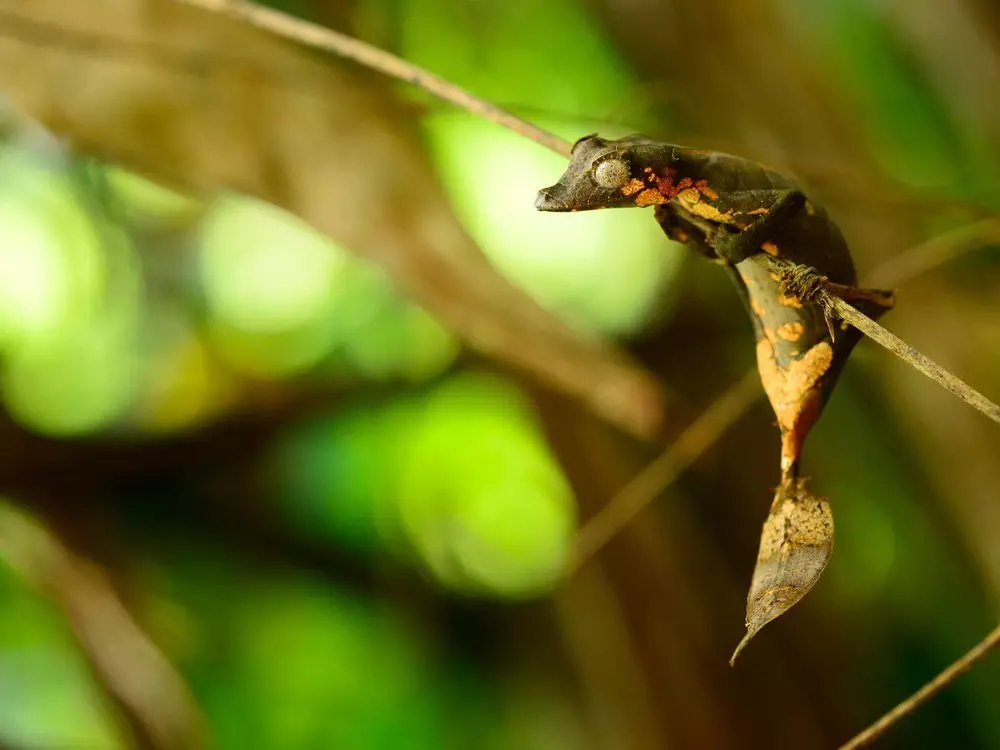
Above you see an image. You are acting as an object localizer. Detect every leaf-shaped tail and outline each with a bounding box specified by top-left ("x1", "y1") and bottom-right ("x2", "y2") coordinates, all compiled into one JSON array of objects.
[{"x1": 730, "y1": 477, "x2": 833, "y2": 664}]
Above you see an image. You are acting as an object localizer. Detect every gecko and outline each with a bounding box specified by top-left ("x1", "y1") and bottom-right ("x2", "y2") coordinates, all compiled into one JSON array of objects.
[{"x1": 535, "y1": 134, "x2": 894, "y2": 480}]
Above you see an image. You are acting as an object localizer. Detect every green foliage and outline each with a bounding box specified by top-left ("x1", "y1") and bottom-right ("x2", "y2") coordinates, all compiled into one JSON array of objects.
[{"x1": 278, "y1": 372, "x2": 575, "y2": 595}]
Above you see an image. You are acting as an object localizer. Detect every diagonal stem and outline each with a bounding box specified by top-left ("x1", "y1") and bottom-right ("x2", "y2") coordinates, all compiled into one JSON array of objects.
[
  {"x1": 827, "y1": 296, "x2": 1000, "y2": 424},
  {"x1": 567, "y1": 369, "x2": 760, "y2": 572},
  {"x1": 839, "y1": 624, "x2": 1000, "y2": 749}
]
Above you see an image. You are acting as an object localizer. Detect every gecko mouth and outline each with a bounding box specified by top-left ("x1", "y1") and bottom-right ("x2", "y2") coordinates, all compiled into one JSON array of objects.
[{"x1": 534, "y1": 188, "x2": 570, "y2": 212}]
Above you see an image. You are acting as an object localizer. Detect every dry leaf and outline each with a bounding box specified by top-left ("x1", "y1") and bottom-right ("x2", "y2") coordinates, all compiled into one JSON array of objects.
[
  {"x1": 731, "y1": 477, "x2": 834, "y2": 664},
  {"x1": 0, "y1": 0, "x2": 664, "y2": 436}
]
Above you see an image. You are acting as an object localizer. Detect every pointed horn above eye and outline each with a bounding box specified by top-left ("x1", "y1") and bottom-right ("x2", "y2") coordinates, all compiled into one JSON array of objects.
[{"x1": 570, "y1": 133, "x2": 600, "y2": 154}]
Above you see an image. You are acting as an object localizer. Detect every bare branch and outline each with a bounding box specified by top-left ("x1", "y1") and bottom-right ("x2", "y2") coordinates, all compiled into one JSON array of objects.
[
  {"x1": 173, "y1": 0, "x2": 571, "y2": 157},
  {"x1": 839, "y1": 624, "x2": 1000, "y2": 749},
  {"x1": 827, "y1": 295, "x2": 1000, "y2": 423}
]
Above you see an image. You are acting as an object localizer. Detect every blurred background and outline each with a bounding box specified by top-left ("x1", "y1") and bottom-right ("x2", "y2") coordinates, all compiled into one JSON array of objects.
[{"x1": 0, "y1": 0, "x2": 999, "y2": 748}]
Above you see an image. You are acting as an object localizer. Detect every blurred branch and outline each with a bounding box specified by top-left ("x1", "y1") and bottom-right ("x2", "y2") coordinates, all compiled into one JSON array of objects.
[
  {"x1": 0, "y1": 504, "x2": 206, "y2": 750},
  {"x1": 10, "y1": 2, "x2": 998, "y2": 229},
  {"x1": 172, "y1": 0, "x2": 572, "y2": 157},
  {"x1": 568, "y1": 369, "x2": 760, "y2": 573},
  {"x1": 839, "y1": 623, "x2": 1000, "y2": 749},
  {"x1": 0, "y1": 8, "x2": 274, "y2": 77},
  {"x1": 865, "y1": 218, "x2": 1000, "y2": 289}
]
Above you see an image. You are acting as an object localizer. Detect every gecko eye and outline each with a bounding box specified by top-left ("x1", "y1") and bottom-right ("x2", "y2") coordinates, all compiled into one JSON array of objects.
[{"x1": 593, "y1": 158, "x2": 630, "y2": 189}]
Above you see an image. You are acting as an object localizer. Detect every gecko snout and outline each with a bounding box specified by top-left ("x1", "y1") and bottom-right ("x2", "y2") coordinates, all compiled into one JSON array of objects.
[{"x1": 534, "y1": 188, "x2": 569, "y2": 212}]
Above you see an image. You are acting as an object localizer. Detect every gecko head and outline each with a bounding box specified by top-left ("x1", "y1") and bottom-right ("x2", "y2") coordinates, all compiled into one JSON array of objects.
[{"x1": 535, "y1": 134, "x2": 675, "y2": 212}]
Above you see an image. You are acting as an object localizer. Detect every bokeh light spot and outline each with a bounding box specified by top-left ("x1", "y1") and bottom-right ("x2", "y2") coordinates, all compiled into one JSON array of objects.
[
  {"x1": 199, "y1": 197, "x2": 348, "y2": 334},
  {"x1": 0, "y1": 149, "x2": 105, "y2": 354},
  {"x1": 397, "y1": 373, "x2": 575, "y2": 596},
  {"x1": 1, "y1": 324, "x2": 137, "y2": 437}
]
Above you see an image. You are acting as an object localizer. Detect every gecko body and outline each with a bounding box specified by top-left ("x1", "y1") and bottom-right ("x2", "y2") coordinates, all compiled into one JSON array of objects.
[{"x1": 536, "y1": 134, "x2": 893, "y2": 476}]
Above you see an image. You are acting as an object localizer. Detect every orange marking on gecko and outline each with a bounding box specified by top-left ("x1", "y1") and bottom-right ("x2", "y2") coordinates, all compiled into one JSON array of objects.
[
  {"x1": 655, "y1": 168, "x2": 693, "y2": 200},
  {"x1": 635, "y1": 188, "x2": 666, "y2": 207},
  {"x1": 620, "y1": 178, "x2": 645, "y2": 196},
  {"x1": 687, "y1": 200, "x2": 732, "y2": 222},
  {"x1": 777, "y1": 322, "x2": 805, "y2": 342},
  {"x1": 738, "y1": 267, "x2": 762, "y2": 292},
  {"x1": 695, "y1": 180, "x2": 719, "y2": 200},
  {"x1": 655, "y1": 168, "x2": 678, "y2": 198},
  {"x1": 756, "y1": 339, "x2": 833, "y2": 473},
  {"x1": 761, "y1": 241, "x2": 779, "y2": 257},
  {"x1": 777, "y1": 292, "x2": 803, "y2": 309},
  {"x1": 673, "y1": 179, "x2": 736, "y2": 223}
]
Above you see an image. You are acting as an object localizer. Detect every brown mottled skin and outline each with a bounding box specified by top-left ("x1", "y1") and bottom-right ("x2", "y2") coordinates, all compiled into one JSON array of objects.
[{"x1": 536, "y1": 134, "x2": 893, "y2": 477}]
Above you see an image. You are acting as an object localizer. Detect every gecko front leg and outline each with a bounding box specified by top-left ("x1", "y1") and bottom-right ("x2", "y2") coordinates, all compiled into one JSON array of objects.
[
  {"x1": 678, "y1": 188, "x2": 807, "y2": 266},
  {"x1": 653, "y1": 204, "x2": 721, "y2": 262}
]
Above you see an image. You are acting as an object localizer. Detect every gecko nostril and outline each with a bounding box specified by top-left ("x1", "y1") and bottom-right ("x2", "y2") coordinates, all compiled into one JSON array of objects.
[{"x1": 534, "y1": 189, "x2": 567, "y2": 211}]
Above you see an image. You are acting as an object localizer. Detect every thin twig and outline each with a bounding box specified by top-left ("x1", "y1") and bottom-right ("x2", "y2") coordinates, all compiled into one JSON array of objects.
[
  {"x1": 568, "y1": 369, "x2": 761, "y2": 572},
  {"x1": 0, "y1": 9, "x2": 270, "y2": 76},
  {"x1": 839, "y1": 624, "x2": 1000, "y2": 749},
  {"x1": 173, "y1": 0, "x2": 572, "y2": 157},
  {"x1": 827, "y1": 296, "x2": 1000, "y2": 423}
]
